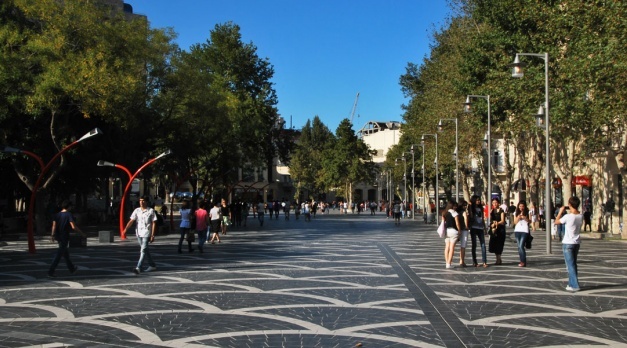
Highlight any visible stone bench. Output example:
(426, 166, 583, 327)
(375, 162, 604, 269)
(99, 230, 114, 243)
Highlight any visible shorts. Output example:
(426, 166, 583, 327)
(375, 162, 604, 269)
(459, 229, 469, 248)
(445, 228, 459, 243)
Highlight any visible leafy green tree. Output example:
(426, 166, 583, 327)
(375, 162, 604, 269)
(0, 0, 177, 233)
(289, 116, 334, 201)
(320, 119, 376, 206)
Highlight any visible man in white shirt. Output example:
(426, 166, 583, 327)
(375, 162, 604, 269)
(123, 196, 157, 275)
(555, 196, 583, 292)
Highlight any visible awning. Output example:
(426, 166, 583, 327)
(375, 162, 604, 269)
(511, 179, 528, 192)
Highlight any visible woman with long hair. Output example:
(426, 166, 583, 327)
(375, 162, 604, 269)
(457, 199, 469, 267)
(469, 195, 488, 267)
(489, 198, 506, 265)
(442, 200, 461, 269)
(514, 200, 531, 267)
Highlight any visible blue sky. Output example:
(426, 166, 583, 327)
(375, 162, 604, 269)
(129, 0, 452, 132)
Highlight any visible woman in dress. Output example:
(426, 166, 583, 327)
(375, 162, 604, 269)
(514, 201, 531, 267)
(489, 198, 506, 265)
(443, 200, 461, 269)
(177, 200, 194, 253)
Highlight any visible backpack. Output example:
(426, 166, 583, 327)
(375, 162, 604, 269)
(155, 212, 164, 226)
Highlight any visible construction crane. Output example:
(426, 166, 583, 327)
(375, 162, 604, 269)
(349, 92, 360, 124)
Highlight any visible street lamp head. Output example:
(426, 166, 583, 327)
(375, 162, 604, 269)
(155, 149, 172, 160)
(510, 55, 526, 78)
(78, 128, 103, 142)
(534, 105, 546, 128)
(463, 96, 472, 113)
(97, 160, 115, 167)
(2, 146, 21, 153)
(437, 119, 443, 132)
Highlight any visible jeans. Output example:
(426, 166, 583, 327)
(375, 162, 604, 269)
(136, 236, 155, 269)
(563, 243, 580, 289)
(49, 238, 74, 275)
(470, 228, 487, 264)
(515, 232, 529, 264)
(557, 224, 565, 241)
(197, 229, 207, 250)
(178, 227, 192, 250)
(258, 212, 264, 225)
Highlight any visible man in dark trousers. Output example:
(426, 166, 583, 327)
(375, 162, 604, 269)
(48, 200, 85, 278)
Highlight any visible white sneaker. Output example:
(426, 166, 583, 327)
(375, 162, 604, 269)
(145, 266, 157, 272)
(565, 285, 580, 292)
(446, 264, 452, 269)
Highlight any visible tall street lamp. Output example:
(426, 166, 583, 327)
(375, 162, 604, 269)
(6, 128, 103, 253)
(402, 153, 407, 214)
(410, 144, 424, 220)
(438, 118, 459, 201)
(98, 149, 172, 239)
(421, 133, 438, 217)
(464, 95, 491, 210)
(511, 52, 551, 255)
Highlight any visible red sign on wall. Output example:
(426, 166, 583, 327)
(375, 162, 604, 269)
(572, 175, 592, 187)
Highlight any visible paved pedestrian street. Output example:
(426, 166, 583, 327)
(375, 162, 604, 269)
(2, 213, 627, 347)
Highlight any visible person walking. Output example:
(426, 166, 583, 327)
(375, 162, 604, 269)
(556, 196, 583, 292)
(393, 200, 402, 225)
(177, 200, 194, 253)
(529, 202, 537, 232)
(469, 195, 488, 268)
(48, 200, 85, 277)
(443, 200, 461, 269)
(194, 201, 209, 253)
(489, 198, 506, 265)
(457, 199, 469, 267)
(209, 201, 221, 244)
(220, 199, 232, 235)
(514, 201, 531, 267)
(123, 196, 158, 274)
(257, 201, 265, 226)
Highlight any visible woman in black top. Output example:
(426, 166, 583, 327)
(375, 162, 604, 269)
(220, 199, 231, 235)
(443, 200, 461, 269)
(489, 198, 507, 265)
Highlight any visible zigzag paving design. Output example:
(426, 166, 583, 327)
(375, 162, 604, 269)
(1, 212, 627, 347)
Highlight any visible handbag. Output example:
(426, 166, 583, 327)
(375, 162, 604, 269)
(437, 219, 446, 238)
(525, 233, 533, 249)
(186, 230, 196, 242)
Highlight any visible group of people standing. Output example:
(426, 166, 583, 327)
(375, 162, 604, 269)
(440, 195, 583, 291)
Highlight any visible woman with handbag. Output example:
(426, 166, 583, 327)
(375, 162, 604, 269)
(514, 201, 531, 267)
(443, 200, 461, 269)
(177, 200, 194, 253)
(489, 198, 506, 265)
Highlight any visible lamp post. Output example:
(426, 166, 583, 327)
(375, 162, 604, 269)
(402, 153, 407, 215)
(464, 95, 491, 211)
(511, 52, 551, 255)
(438, 118, 459, 201)
(410, 144, 423, 220)
(421, 133, 438, 218)
(98, 149, 172, 239)
(7, 128, 103, 254)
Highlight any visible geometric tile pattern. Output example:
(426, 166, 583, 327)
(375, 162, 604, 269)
(1, 212, 627, 347)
